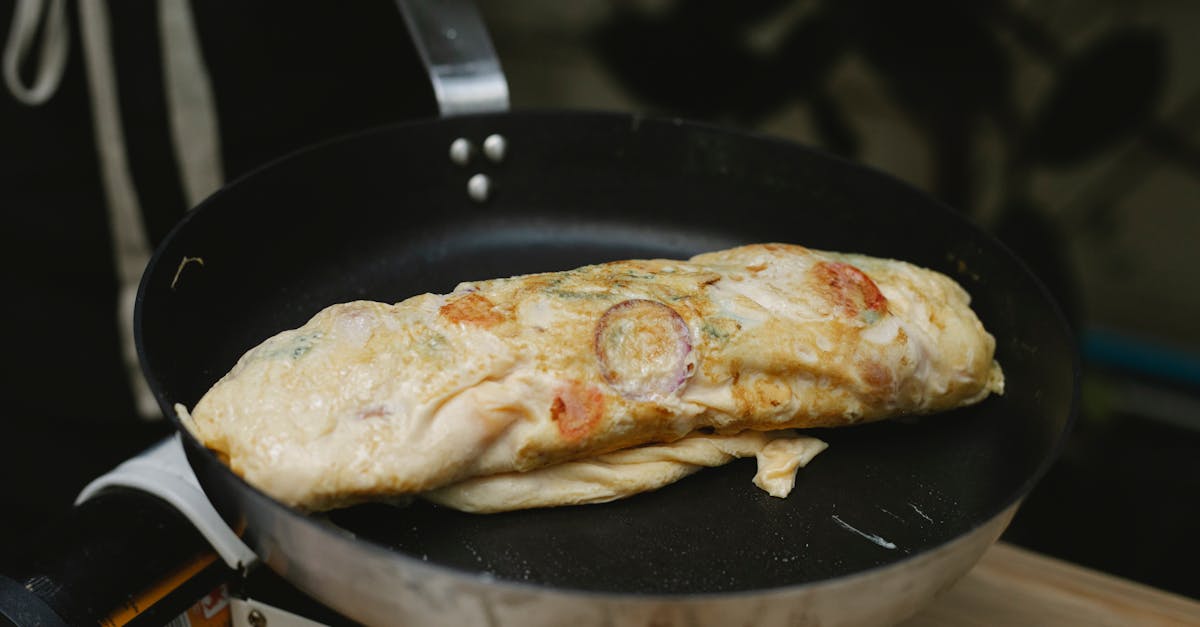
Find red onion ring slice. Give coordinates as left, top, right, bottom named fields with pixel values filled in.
left=594, top=299, right=695, bottom=401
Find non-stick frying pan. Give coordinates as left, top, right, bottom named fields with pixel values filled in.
left=134, top=3, right=1075, bottom=625
left=135, top=109, right=1075, bottom=626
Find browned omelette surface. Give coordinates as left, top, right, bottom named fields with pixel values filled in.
left=180, top=244, right=1003, bottom=510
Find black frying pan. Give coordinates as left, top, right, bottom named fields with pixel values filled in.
left=136, top=111, right=1076, bottom=625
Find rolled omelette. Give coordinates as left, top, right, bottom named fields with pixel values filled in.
left=179, top=243, right=1004, bottom=511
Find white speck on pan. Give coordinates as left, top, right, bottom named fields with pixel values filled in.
left=832, top=515, right=897, bottom=550
left=909, top=503, right=935, bottom=523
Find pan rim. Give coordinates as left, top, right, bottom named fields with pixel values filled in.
left=135, top=109, right=1081, bottom=600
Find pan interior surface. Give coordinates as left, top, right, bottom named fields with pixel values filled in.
left=139, top=112, right=1075, bottom=595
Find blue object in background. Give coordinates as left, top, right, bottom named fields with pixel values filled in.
left=1084, top=327, right=1200, bottom=390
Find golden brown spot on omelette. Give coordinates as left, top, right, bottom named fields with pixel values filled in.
left=705, top=355, right=742, bottom=389
left=733, top=375, right=792, bottom=413
left=756, top=243, right=810, bottom=256
left=745, top=262, right=768, bottom=273
left=861, top=361, right=892, bottom=389
left=440, top=292, right=506, bottom=327
left=757, top=377, right=792, bottom=407
left=896, top=328, right=912, bottom=367
left=928, top=309, right=946, bottom=331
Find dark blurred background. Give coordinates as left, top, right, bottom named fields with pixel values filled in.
left=2, top=0, right=1197, bottom=603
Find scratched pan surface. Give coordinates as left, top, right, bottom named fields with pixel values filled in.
left=137, top=111, right=1076, bottom=596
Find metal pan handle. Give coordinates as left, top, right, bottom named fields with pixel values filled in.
left=395, top=0, right=510, bottom=116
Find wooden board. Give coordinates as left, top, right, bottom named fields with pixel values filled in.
left=904, top=543, right=1200, bottom=626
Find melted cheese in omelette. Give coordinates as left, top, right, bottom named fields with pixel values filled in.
left=181, top=243, right=1004, bottom=511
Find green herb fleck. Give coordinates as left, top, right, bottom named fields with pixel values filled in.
left=701, top=318, right=740, bottom=342
left=289, top=332, right=322, bottom=358
left=256, top=331, right=323, bottom=360
left=545, top=288, right=617, bottom=300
